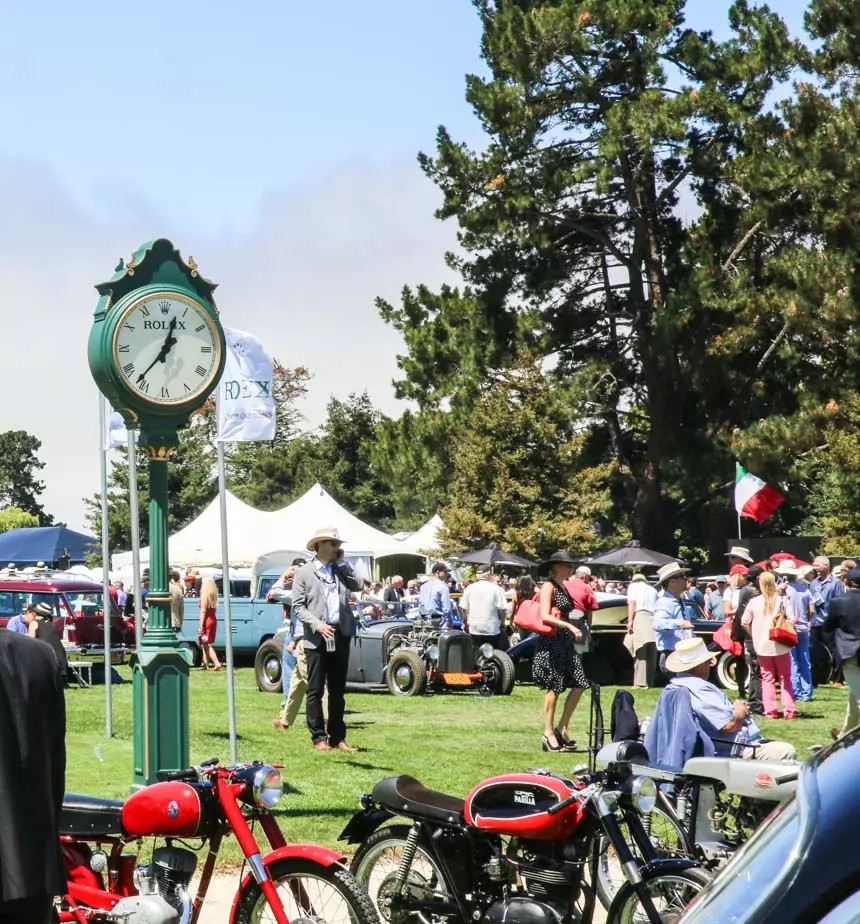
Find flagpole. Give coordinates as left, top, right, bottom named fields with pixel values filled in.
left=217, top=439, right=238, bottom=764
left=737, top=512, right=742, bottom=541
left=98, top=395, right=112, bottom=737
left=128, top=429, right=143, bottom=650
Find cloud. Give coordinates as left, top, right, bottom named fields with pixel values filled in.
left=0, top=156, right=458, bottom=529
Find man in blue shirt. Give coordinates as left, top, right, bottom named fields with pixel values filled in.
left=663, top=638, right=795, bottom=762
left=652, top=562, right=694, bottom=677
left=6, top=609, right=34, bottom=634
left=418, top=562, right=455, bottom=625
left=811, top=556, right=846, bottom=684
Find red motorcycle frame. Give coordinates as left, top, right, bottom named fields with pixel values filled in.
left=59, top=758, right=373, bottom=924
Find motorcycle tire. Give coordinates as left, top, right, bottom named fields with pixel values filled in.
left=351, top=824, right=452, bottom=924
left=386, top=650, right=427, bottom=697
left=594, top=801, right=691, bottom=910
left=606, top=864, right=711, bottom=924
left=233, top=857, right=378, bottom=924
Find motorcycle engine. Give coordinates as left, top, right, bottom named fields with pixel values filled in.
left=482, top=896, right=561, bottom=924
left=152, top=845, right=198, bottom=912
left=108, top=848, right=197, bottom=924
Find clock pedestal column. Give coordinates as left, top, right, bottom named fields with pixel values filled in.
left=87, top=239, right=226, bottom=790
left=132, top=439, right=190, bottom=787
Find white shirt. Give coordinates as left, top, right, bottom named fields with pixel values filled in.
left=461, top=579, right=508, bottom=635
left=313, top=558, right=340, bottom=625
left=627, top=581, right=658, bottom=613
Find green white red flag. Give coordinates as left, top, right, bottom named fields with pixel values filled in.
left=734, top=463, right=784, bottom=523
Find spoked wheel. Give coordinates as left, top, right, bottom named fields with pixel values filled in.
left=606, top=866, right=711, bottom=924
left=595, top=802, right=690, bottom=910
left=351, top=825, right=450, bottom=924
left=233, top=858, right=378, bottom=924
left=478, top=649, right=516, bottom=695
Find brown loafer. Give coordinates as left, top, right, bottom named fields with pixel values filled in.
left=334, top=741, right=360, bottom=752
left=313, top=740, right=333, bottom=751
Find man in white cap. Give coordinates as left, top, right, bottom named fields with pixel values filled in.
left=661, top=638, right=795, bottom=762
left=292, top=527, right=363, bottom=752
left=652, top=562, right=695, bottom=677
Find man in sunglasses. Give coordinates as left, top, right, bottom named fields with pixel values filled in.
left=292, top=527, right=363, bottom=752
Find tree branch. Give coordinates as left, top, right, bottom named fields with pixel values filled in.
left=721, top=220, right=764, bottom=274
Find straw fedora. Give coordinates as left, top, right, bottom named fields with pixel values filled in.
left=725, top=546, right=753, bottom=563
left=665, top=638, right=716, bottom=674
left=537, top=550, right=579, bottom=576
left=655, top=561, right=690, bottom=585
left=775, top=560, right=797, bottom=577
left=306, top=526, right=345, bottom=551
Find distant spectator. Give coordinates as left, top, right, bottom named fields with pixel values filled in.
left=684, top=578, right=705, bottom=615
left=28, top=603, right=67, bottom=683
left=384, top=576, right=405, bottom=604
left=707, top=577, right=727, bottom=621
left=461, top=566, right=509, bottom=651
left=197, top=577, right=222, bottom=671
left=811, top=556, right=846, bottom=685
left=169, top=570, right=184, bottom=632
left=5, top=606, right=34, bottom=635
left=627, top=574, right=658, bottom=688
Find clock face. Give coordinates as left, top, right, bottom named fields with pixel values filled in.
left=111, top=292, right=221, bottom=405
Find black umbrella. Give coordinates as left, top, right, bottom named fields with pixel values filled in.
left=584, top=540, right=676, bottom=568
left=454, top=542, right=536, bottom=569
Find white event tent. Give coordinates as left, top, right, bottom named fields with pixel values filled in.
left=396, top=513, right=444, bottom=556
left=112, top=482, right=417, bottom=572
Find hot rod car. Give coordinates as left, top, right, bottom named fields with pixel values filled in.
left=255, top=603, right=516, bottom=697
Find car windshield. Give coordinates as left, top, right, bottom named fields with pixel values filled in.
left=65, top=591, right=118, bottom=618
left=679, top=795, right=801, bottom=923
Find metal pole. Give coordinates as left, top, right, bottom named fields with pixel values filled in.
left=99, top=396, right=113, bottom=737
left=128, top=429, right=144, bottom=649
left=218, top=441, right=238, bottom=764
left=737, top=512, right=742, bottom=541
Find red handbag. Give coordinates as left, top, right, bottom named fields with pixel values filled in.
left=769, top=605, right=798, bottom=648
left=513, top=596, right=557, bottom=637
left=713, top=619, right=743, bottom=657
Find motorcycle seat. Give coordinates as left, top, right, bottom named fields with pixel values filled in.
left=60, top=793, right=124, bottom=837
left=372, top=775, right=464, bottom=824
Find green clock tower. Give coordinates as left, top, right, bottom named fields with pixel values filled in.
left=88, top=238, right=226, bottom=785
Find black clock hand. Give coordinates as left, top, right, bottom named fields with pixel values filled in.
left=136, top=318, right=178, bottom=383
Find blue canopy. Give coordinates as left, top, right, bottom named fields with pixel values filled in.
left=0, top=526, right=98, bottom=566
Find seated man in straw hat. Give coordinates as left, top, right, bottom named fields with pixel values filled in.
left=662, top=637, right=795, bottom=762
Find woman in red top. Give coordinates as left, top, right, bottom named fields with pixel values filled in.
left=198, top=576, right=222, bottom=671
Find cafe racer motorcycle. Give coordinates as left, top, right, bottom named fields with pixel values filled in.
left=340, top=742, right=711, bottom=924
left=57, top=757, right=378, bottom=924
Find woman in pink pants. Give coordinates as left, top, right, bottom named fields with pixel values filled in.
left=743, top=571, right=796, bottom=718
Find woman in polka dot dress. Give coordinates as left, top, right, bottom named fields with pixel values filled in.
left=533, top=551, right=589, bottom=751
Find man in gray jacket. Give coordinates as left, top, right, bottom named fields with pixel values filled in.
left=292, top=527, right=363, bottom=751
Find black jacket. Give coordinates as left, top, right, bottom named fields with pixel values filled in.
left=35, top=619, right=68, bottom=679
left=0, top=632, right=66, bottom=904
left=384, top=586, right=405, bottom=603
left=823, top=590, right=860, bottom=667
left=732, top=585, right=760, bottom=643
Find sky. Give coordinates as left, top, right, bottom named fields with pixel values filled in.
left=0, top=0, right=811, bottom=530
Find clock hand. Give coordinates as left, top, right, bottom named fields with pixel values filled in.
left=136, top=317, right=179, bottom=384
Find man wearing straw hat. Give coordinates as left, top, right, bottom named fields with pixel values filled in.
left=661, top=637, right=795, bottom=762
left=292, top=527, right=363, bottom=752
left=652, top=562, right=695, bottom=678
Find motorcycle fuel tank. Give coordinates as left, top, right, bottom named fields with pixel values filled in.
left=464, top=773, right=584, bottom=840
left=121, top=781, right=202, bottom=838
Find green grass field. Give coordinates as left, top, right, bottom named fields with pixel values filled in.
left=65, top=666, right=847, bottom=858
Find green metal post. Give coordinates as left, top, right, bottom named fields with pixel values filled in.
left=131, top=445, right=191, bottom=787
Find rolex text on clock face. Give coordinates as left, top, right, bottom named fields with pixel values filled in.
left=113, top=293, right=219, bottom=404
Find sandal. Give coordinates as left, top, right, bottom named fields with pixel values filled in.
left=541, top=734, right=562, bottom=752
left=554, top=727, right=577, bottom=750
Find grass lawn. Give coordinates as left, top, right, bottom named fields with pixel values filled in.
left=65, top=666, right=847, bottom=858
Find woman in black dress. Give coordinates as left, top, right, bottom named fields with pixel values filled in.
left=533, top=551, right=589, bottom=751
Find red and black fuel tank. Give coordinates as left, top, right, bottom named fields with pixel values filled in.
left=464, top=773, right=584, bottom=841
left=121, top=781, right=203, bottom=838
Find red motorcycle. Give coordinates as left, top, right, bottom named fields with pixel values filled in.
left=340, top=741, right=711, bottom=924
left=58, top=757, right=379, bottom=924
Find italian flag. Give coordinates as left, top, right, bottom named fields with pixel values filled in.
left=735, top=463, right=784, bottom=523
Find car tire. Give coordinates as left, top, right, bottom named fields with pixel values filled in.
left=715, top=651, right=742, bottom=692
left=255, top=638, right=284, bottom=693
left=386, top=649, right=427, bottom=697
left=178, top=641, right=202, bottom=668
left=482, top=649, right=516, bottom=695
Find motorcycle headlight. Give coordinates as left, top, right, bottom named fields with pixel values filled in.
left=479, top=643, right=494, bottom=660
left=628, top=775, right=657, bottom=814
left=252, top=765, right=284, bottom=809
left=427, top=644, right=439, bottom=662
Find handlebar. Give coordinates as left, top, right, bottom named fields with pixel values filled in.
left=547, top=783, right=597, bottom=815
left=157, top=756, right=220, bottom=782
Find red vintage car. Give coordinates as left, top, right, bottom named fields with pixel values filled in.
left=0, top=571, right=134, bottom=648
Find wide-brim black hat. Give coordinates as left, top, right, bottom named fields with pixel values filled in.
left=537, top=550, right=579, bottom=576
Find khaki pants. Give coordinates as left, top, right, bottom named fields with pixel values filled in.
left=743, top=739, right=796, bottom=761
left=279, top=644, right=327, bottom=728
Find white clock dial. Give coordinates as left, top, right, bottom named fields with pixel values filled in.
left=113, top=293, right=220, bottom=404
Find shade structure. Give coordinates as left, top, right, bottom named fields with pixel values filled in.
left=0, top=526, right=98, bottom=567
left=754, top=552, right=813, bottom=571
left=584, top=540, right=676, bottom=568
left=454, top=542, right=536, bottom=569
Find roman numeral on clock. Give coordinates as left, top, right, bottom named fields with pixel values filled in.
left=123, top=362, right=134, bottom=376
left=200, top=346, right=212, bottom=353
left=184, top=383, right=191, bottom=393
left=195, top=324, right=205, bottom=333
left=139, top=378, right=150, bottom=394
left=118, top=344, right=129, bottom=353
left=140, top=305, right=150, bottom=317
left=195, top=365, right=207, bottom=377
left=160, top=386, right=170, bottom=398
